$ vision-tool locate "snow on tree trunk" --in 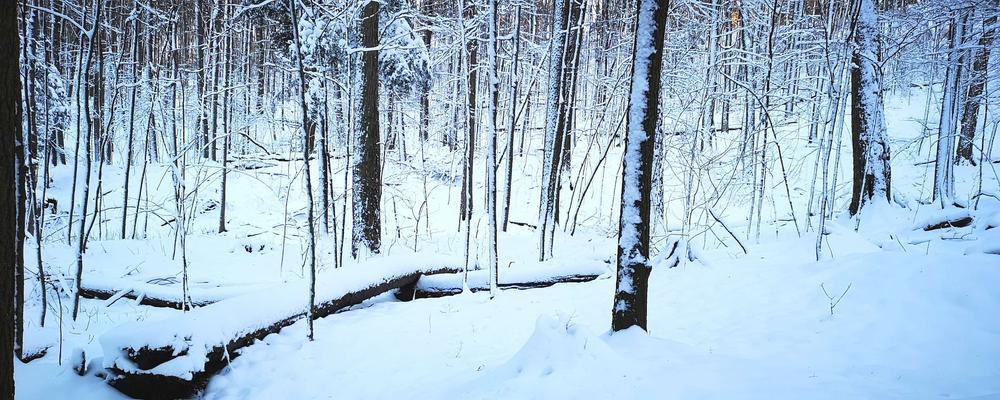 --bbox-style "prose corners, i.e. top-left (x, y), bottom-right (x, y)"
top-left (485, 0), bottom-right (500, 298)
top-left (290, 0), bottom-right (318, 340)
top-left (353, 0), bottom-right (382, 258)
top-left (848, 0), bottom-right (891, 216)
top-left (502, 5), bottom-right (522, 233)
top-left (957, 12), bottom-right (996, 165)
top-left (538, 0), bottom-right (568, 261)
top-left (934, 11), bottom-right (966, 208)
top-left (612, 0), bottom-right (668, 333)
